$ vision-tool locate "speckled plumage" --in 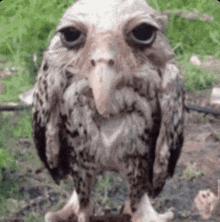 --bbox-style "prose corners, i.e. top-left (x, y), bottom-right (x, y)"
top-left (33, 0), bottom-right (185, 221)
